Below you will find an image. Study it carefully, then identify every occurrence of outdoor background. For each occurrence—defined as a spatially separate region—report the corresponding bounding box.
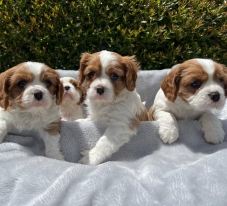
[0,0,227,72]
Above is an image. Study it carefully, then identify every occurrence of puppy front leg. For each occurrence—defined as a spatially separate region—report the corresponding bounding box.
[154,111,179,144]
[0,119,12,143]
[199,112,224,144]
[79,125,135,165]
[38,127,65,161]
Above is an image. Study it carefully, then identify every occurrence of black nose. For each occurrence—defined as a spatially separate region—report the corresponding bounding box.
[209,92,220,102]
[97,87,104,95]
[34,92,43,101]
[64,86,70,91]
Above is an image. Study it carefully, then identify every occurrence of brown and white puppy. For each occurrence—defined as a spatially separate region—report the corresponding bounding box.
[77,50,148,165]
[59,77,86,121]
[0,62,64,160]
[149,59,227,144]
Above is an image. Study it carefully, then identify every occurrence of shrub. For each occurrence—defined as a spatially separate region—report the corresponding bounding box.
[0,0,227,72]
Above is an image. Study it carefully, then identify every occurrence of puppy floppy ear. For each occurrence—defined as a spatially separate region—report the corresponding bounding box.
[44,66,64,105]
[78,53,91,86]
[56,80,64,105]
[77,84,87,105]
[123,55,140,91]
[221,64,227,97]
[161,65,182,102]
[0,68,16,110]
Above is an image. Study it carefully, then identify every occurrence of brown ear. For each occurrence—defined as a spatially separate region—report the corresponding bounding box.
[0,69,15,110]
[44,66,64,105]
[161,66,182,102]
[78,53,91,86]
[77,84,87,105]
[56,80,64,105]
[123,56,140,91]
[221,64,227,97]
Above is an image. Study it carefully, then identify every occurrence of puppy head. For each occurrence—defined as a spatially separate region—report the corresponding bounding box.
[60,77,86,105]
[78,50,139,102]
[0,62,63,110]
[161,59,227,110]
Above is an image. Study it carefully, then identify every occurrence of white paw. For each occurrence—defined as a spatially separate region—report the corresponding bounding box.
[203,128,225,144]
[79,149,102,165]
[159,125,179,144]
[199,113,225,144]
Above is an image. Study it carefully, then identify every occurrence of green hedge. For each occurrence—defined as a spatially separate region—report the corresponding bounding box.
[0,0,227,72]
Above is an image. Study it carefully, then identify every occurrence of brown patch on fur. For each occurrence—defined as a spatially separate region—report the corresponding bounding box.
[40,66,63,105]
[106,65,126,96]
[148,106,154,121]
[178,62,208,102]
[69,78,87,104]
[214,62,227,97]
[161,59,208,102]
[130,117,141,131]
[136,103,149,121]
[78,52,101,88]
[130,103,148,130]
[45,121,61,135]
[0,63,34,110]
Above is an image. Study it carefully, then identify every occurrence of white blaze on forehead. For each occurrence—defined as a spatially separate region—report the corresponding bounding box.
[195,59,215,76]
[25,62,45,76]
[100,50,118,77]
[61,77,72,83]
[25,62,45,85]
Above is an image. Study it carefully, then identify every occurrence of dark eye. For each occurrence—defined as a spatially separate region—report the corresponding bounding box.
[111,73,119,80]
[73,83,77,87]
[219,78,224,84]
[45,80,52,87]
[17,80,27,88]
[88,71,95,79]
[191,80,201,88]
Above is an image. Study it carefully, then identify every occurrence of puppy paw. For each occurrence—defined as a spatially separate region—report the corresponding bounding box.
[79,149,102,165]
[204,128,225,144]
[199,113,225,144]
[159,125,179,144]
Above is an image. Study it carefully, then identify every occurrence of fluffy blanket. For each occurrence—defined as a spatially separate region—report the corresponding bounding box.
[1,69,227,206]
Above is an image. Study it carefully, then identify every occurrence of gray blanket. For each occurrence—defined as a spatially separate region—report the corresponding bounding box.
[1,69,227,206]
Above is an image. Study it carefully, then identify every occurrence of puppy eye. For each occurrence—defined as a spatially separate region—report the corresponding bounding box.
[73,83,77,87]
[17,80,27,88]
[111,73,119,80]
[219,78,224,84]
[191,80,201,88]
[88,71,95,79]
[45,80,52,87]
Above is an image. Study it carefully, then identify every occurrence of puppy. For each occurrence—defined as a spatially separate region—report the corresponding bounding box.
[148,59,227,144]
[77,50,148,165]
[0,62,64,160]
[60,77,86,121]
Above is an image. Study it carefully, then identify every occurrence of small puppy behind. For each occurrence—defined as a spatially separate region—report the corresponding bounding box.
[149,59,227,144]
[60,77,86,121]
[0,62,64,160]
[77,50,148,165]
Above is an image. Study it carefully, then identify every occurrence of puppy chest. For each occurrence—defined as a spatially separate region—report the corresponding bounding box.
[12,111,60,130]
